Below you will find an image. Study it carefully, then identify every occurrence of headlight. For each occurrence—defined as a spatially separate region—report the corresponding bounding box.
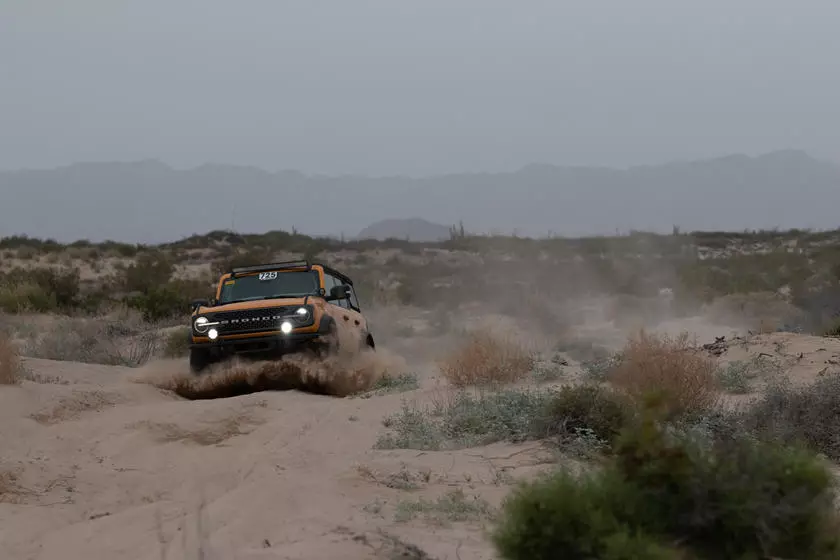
[295,307,308,316]
[194,316,209,333]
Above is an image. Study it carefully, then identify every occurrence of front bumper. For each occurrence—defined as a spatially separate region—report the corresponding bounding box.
[190,331,324,355]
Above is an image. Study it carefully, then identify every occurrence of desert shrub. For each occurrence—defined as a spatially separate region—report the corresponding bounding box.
[162,328,191,358]
[127,279,205,322]
[213,247,274,276]
[395,487,495,525]
[607,331,718,420]
[28,267,80,307]
[715,360,752,394]
[74,288,114,315]
[0,267,80,312]
[375,389,552,451]
[494,467,681,560]
[376,384,635,453]
[715,355,783,394]
[23,318,160,367]
[823,317,840,337]
[0,281,55,312]
[493,409,840,560]
[581,352,624,382]
[122,251,174,293]
[438,389,553,447]
[437,328,535,388]
[375,404,446,451]
[530,361,564,383]
[530,384,636,447]
[613,414,840,559]
[105,241,140,258]
[741,374,840,461]
[359,372,420,397]
[0,331,21,385]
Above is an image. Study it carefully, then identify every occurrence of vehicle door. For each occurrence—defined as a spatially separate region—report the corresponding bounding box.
[323,272,368,338]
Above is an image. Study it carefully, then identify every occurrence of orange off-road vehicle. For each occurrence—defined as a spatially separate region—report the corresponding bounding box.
[188,260,375,373]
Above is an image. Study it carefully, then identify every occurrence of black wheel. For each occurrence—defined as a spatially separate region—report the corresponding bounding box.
[189,347,212,374]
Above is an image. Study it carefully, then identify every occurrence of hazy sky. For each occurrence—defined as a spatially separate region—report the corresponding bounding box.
[2,0,838,176]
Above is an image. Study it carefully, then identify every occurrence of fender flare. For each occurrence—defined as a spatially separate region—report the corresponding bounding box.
[317,314,337,335]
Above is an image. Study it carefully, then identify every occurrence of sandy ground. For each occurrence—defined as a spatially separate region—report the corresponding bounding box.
[0,349,547,560]
[3,319,840,560]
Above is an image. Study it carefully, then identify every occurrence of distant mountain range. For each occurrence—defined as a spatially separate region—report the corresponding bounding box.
[0,150,838,243]
[356,218,452,242]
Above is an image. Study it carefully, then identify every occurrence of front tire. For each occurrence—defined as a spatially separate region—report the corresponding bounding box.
[189,347,212,374]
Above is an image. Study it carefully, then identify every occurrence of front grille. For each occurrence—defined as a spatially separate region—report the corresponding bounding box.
[210,306,311,334]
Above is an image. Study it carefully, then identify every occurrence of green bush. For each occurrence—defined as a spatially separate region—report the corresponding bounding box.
[122,252,174,293]
[823,317,840,337]
[531,384,635,446]
[376,384,635,453]
[29,267,80,307]
[741,374,840,461]
[127,280,204,322]
[0,267,80,312]
[493,409,840,560]
[493,468,681,560]
[0,281,56,312]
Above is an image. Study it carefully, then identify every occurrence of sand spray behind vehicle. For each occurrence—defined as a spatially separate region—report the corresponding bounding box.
[135,319,408,399]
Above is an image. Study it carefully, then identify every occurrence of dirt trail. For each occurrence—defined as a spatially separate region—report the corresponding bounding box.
[0,348,528,560]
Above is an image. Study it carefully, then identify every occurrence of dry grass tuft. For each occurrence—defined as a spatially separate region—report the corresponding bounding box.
[607,330,719,419]
[23,317,161,367]
[0,330,22,385]
[29,390,124,425]
[136,412,261,446]
[0,467,27,504]
[437,328,535,388]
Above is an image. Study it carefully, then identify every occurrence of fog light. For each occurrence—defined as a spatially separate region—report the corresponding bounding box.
[280,321,293,334]
[208,328,219,340]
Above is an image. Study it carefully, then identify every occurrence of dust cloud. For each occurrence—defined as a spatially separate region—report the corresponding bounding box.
[134,319,409,400]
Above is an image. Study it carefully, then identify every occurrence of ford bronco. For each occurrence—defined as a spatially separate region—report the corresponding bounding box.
[188,260,375,373]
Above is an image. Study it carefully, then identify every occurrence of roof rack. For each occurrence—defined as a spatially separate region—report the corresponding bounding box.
[230,260,311,277]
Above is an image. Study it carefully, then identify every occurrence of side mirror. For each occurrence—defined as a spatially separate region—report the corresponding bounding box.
[191,298,209,311]
[327,284,350,301]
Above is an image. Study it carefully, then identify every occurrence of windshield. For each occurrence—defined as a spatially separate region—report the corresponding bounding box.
[218,270,320,303]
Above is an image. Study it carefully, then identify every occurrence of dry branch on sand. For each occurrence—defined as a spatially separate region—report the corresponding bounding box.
[0,330,21,385]
[607,330,719,419]
[437,328,535,388]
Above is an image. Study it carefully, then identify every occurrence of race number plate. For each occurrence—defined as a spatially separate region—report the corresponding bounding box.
[258,271,278,281]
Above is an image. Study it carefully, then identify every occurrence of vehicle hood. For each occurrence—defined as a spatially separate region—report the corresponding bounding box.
[196,297,313,315]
